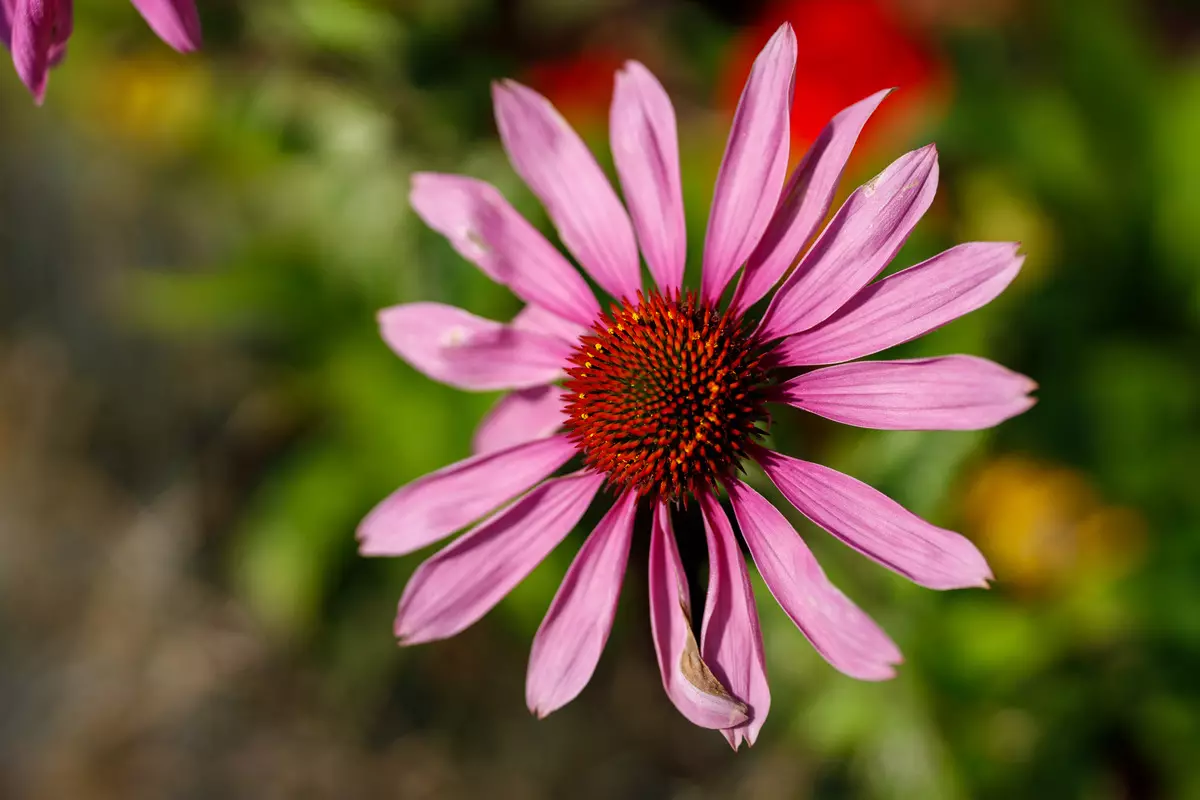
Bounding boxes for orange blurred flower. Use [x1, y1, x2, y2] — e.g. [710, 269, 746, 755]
[962, 456, 1145, 594]
[720, 0, 949, 158]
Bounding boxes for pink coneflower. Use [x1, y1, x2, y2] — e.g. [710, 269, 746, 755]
[361, 23, 1033, 748]
[1, 0, 201, 103]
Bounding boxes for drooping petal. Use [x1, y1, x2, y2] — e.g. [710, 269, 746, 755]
[394, 471, 605, 644]
[701, 23, 797, 305]
[757, 144, 940, 342]
[732, 89, 891, 314]
[9, 0, 72, 104]
[526, 489, 638, 717]
[755, 447, 992, 590]
[359, 435, 576, 557]
[378, 302, 572, 392]
[648, 502, 750, 730]
[472, 385, 566, 456]
[773, 356, 1036, 431]
[698, 491, 770, 749]
[771, 242, 1025, 366]
[410, 173, 599, 327]
[610, 61, 686, 294]
[493, 80, 641, 301]
[726, 479, 901, 681]
[129, 0, 201, 52]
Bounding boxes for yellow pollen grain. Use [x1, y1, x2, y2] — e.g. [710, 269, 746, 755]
[580, 413, 589, 420]
[584, 361, 591, 368]
[594, 343, 603, 351]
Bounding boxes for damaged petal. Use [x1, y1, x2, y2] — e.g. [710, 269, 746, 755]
[649, 503, 750, 730]
[680, 603, 738, 702]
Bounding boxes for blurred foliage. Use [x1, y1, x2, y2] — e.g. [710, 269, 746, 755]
[3, 0, 1200, 797]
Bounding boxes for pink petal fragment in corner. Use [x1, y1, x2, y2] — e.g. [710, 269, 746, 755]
[410, 173, 599, 327]
[732, 89, 891, 314]
[129, 0, 201, 52]
[358, 434, 576, 557]
[472, 386, 566, 456]
[649, 503, 749, 731]
[9, 0, 72, 104]
[773, 356, 1036, 431]
[395, 471, 604, 645]
[493, 80, 642, 301]
[771, 242, 1025, 367]
[701, 23, 796, 305]
[698, 491, 771, 750]
[726, 479, 901, 681]
[526, 489, 638, 718]
[1, 3, 12, 47]
[378, 302, 572, 392]
[610, 61, 687, 294]
[755, 447, 993, 590]
[757, 144, 940, 343]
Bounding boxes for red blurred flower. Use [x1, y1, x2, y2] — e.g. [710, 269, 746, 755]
[524, 49, 628, 127]
[721, 0, 949, 156]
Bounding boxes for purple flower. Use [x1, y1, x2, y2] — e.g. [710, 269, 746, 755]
[362, 23, 1034, 748]
[1, 0, 200, 103]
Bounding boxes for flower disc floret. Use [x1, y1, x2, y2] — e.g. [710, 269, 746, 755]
[563, 291, 770, 503]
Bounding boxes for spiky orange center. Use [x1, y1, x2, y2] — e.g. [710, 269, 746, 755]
[563, 291, 770, 503]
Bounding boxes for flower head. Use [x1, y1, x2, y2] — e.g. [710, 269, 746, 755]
[363, 23, 1034, 747]
[1, 0, 201, 103]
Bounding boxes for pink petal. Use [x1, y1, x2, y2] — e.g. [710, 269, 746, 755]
[755, 447, 992, 590]
[1, 2, 11, 47]
[472, 385, 566, 456]
[493, 80, 641, 301]
[610, 61, 687, 294]
[771, 242, 1025, 366]
[378, 302, 571, 392]
[526, 489, 638, 717]
[648, 502, 750, 730]
[512, 303, 588, 345]
[358, 435, 576, 557]
[773, 356, 1037, 431]
[701, 23, 797, 305]
[726, 479, 901, 681]
[698, 491, 771, 749]
[410, 173, 599, 327]
[394, 471, 605, 644]
[757, 144, 940, 342]
[732, 89, 891, 314]
[129, 0, 201, 52]
[9, 0, 72, 104]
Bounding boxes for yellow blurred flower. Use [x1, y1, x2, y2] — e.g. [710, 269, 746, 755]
[75, 53, 211, 151]
[958, 170, 1057, 285]
[961, 455, 1144, 593]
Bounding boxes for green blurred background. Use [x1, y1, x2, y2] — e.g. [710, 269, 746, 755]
[2, 0, 1198, 797]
